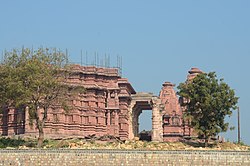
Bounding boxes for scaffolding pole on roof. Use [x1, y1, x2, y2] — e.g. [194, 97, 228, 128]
[96, 52, 98, 66]
[86, 51, 88, 66]
[81, 50, 83, 66]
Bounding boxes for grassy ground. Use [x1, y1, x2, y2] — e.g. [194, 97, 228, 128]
[1, 137, 249, 151]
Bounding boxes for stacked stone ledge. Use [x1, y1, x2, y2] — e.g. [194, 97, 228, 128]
[0, 150, 249, 166]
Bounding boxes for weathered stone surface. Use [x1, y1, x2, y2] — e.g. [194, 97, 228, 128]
[0, 149, 249, 166]
[187, 67, 203, 81]
[0, 65, 135, 141]
[0, 66, 202, 142]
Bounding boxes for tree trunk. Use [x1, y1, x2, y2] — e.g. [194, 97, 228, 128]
[204, 139, 208, 147]
[204, 135, 210, 147]
[36, 107, 47, 148]
[37, 127, 44, 148]
[36, 117, 45, 148]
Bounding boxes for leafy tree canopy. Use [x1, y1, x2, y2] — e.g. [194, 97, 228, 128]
[177, 72, 238, 144]
[0, 48, 84, 147]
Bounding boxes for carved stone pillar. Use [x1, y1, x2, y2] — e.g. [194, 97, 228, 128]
[107, 91, 110, 98]
[114, 111, 119, 126]
[151, 97, 163, 142]
[25, 107, 29, 126]
[114, 110, 119, 135]
[107, 110, 110, 126]
[24, 106, 36, 134]
[128, 101, 136, 139]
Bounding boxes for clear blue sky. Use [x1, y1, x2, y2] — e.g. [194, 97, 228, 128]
[1, 1, 249, 144]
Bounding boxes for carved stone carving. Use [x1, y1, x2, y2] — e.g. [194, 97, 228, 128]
[0, 66, 199, 142]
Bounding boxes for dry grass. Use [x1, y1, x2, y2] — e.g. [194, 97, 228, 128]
[2, 137, 248, 151]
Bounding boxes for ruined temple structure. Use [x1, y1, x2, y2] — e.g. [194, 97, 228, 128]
[0, 65, 202, 142]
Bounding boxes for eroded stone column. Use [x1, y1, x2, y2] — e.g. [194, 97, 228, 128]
[128, 101, 136, 139]
[151, 97, 163, 142]
[114, 110, 119, 136]
[107, 110, 110, 126]
[132, 107, 142, 137]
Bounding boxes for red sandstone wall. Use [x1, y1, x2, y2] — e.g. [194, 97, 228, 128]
[0, 66, 201, 142]
[159, 82, 183, 141]
[0, 65, 135, 140]
[159, 68, 202, 141]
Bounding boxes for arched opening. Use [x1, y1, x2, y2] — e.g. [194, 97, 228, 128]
[130, 93, 162, 142]
[139, 110, 152, 141]
[132, 101, 152, 141]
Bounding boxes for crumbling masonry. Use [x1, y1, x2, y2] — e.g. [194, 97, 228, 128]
[0, 65, 202, 142]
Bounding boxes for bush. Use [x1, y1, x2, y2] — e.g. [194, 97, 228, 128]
[0, 137, 25, 148]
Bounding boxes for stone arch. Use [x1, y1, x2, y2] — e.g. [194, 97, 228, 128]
[128, 92, 163, 142]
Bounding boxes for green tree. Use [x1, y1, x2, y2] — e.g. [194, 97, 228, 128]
[177, 72, 238, 147]
[0, 48, 84, 147]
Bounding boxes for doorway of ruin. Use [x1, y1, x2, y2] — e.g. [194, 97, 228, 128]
[138, 110, 152, 141]
[129, 93, 163, 142]
[131, 101, 152, 141]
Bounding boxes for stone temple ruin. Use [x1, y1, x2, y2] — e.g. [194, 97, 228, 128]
[0, 65, 202, 142]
